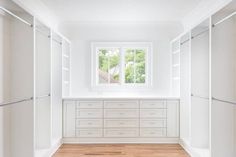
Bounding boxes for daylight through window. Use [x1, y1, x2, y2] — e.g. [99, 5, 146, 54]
[92, 42, 152, 87]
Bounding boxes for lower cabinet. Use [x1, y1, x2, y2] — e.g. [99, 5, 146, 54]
[63, 99, 179, 143]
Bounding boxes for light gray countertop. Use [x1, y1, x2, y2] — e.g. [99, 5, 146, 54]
[63, 95, 180, 100]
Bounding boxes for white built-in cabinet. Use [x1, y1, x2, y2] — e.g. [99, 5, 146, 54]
[35, 20, 51, 150]
[170, 1, 236, 157]
[0, 0, 71, 157]
[63, 99, 179, 143]
[211, 5, 236, 157]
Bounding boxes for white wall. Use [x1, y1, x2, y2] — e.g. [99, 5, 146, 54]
[60, 22, 182, 96]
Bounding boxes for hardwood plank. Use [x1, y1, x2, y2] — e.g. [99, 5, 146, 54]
[53, 144, 190, 157]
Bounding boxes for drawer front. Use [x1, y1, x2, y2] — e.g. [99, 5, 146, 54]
[104, 119, 139, 128]
[140, 100, 166, 108]
[76, 129, 103, 137]
[104, 129, 139, 137]
[76, 109, 103, 118]
[140, 128, 167, 137]
[140, 109, 167, 118]
[77, 101, 103, 109]
[140, 119, 167, 128]
[76, 119, 103, 128]
[104, 109, 139, 118]
[104, 101, 138, 109]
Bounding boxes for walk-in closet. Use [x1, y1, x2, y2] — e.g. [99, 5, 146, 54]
[1, 0, 236, 157]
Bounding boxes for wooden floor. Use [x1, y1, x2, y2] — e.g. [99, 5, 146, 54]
[53, 144, 190, 157]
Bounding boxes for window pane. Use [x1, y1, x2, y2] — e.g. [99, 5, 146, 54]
[125, 49, 135, 83]
[109, 48, 120, 83]
[135, 49, 146, 83]
[98, 49, 109, 83]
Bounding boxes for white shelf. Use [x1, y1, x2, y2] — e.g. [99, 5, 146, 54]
[63, 67, 69, 71]
[64, 81, 69, 84]
[172, 64, 180, 67]
[172, 77, 180, 80]
[63, 54, 69, 58]
[172, 49, 180, 55]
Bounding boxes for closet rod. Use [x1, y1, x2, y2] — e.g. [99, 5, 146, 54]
[0, 97, 33, 107]
[36, 94, 50, 99]
[192, 28, 209, 40]
[212, 11, 236, 27]
[191, 94, 209, 100]
[180, 29, 209, 45]
[35, 29, 62, 45]
[212, 97, 236, 105]
[36, 28, 50, 39]
[52, 38, 62, 45]
[180, 39, 190, 45]
[0, 6, 33, 27]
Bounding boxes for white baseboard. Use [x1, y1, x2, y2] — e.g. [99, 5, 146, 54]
[179, 138, 210, 157]
[35, 138, 63, 157]
[63, 137, 179, 144]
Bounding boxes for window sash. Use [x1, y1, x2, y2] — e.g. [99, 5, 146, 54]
[92, 42, 152, 88]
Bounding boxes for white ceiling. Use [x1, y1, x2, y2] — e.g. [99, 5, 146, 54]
[40, 0, 204, 23]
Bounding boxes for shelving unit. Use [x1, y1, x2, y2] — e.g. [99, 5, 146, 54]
[0, 1, 71, 157]
[170, 39, 180, 97]
[62, 40, 71, 97]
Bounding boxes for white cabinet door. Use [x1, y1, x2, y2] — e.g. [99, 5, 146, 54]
[167, 101, 179, 137]
[63, 101, 76, 137]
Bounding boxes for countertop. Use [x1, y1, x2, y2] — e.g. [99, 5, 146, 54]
[63, 95, 180, 100]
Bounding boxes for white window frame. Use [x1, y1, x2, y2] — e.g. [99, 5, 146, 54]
[91, 42, 153, 90]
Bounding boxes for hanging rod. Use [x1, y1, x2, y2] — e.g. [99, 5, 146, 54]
[52, 38, 62, 45]
[191, 93, 209, 100]
[212, 11, 236, 27]
[0, 6, 33, 27]
[35, 29, 62, 45]
[180, 28, 209, 45]
[0, 97, 33, 107]
[192, 29, 209, 40]
[36, 28, 50, 39]
[180, 38, 190, 45]
[212, 97, 236, 105]
[36, 93, 50, 99]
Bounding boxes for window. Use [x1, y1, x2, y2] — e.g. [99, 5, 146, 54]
[92, 42, 152, 88]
